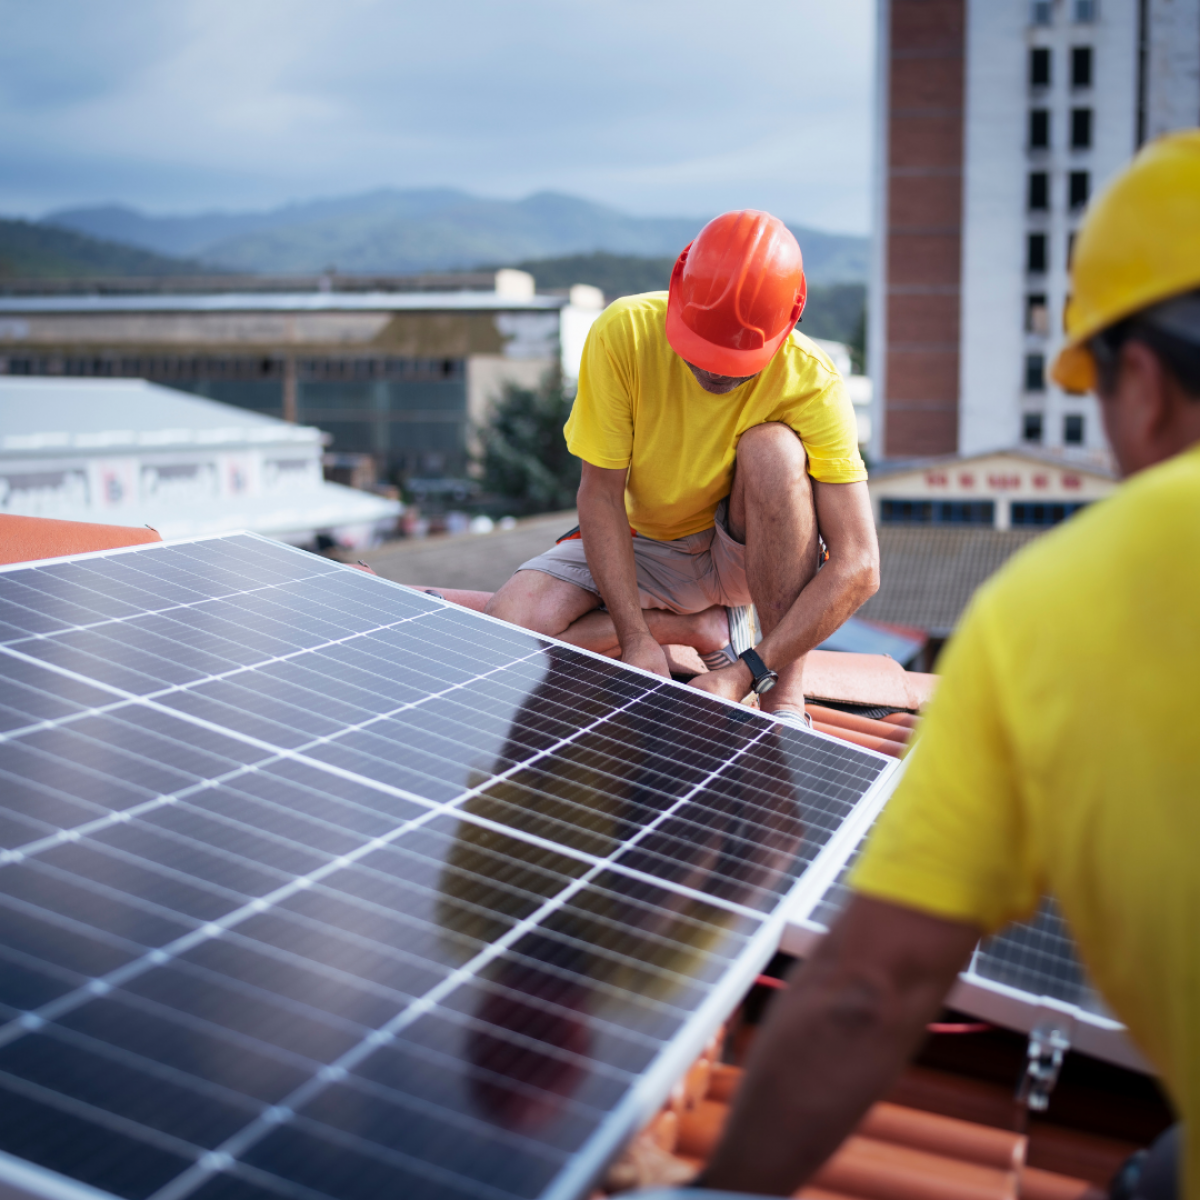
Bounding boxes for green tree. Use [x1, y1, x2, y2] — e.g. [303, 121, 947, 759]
[477, 374, 581, 514]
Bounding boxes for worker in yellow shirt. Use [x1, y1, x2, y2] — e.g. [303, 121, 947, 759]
[485, 211, 879, 723]
[690, 130, 1200, 1200]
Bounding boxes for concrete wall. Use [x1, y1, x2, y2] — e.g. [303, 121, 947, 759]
[464, 355, 556, 462]
[960, 0, 1139, 460]
[1145, 0, 1200, 137]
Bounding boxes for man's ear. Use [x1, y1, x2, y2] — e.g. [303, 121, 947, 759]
[1118, 340, 1173, 455]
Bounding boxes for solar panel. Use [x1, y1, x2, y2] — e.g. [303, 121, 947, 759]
[0, 532, 900, 1200]
[786, 822, 1137, 1070]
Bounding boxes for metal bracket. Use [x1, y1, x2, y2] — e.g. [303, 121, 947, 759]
[1017, 1014, 1074, 1111]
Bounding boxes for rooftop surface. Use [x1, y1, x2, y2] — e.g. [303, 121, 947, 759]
[0, 378, 321, 452]
[857, 527, 1046, 636]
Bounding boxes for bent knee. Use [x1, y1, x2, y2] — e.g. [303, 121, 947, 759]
[736, 422, 809, 485]
[484, 570, 594, 635]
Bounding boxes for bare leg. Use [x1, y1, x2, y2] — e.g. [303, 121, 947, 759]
[484, 569, 599, 635]
[485, 568, 729, 657]
[727, 423, 820, 714]
[559, 605, 730, 657]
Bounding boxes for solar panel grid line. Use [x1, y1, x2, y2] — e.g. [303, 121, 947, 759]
[0, 533, 905, 1200]
[0, 1067, 211, 1175]
[0, 613, 801, 928]
[438, 811, 761, 924]
[0, 602, 673, 823]
[140, 781, 751, 1200]
[773, 753, 902, 932]
[0, 542, 342, 648]
[2, 955, 370, 1103]
[0, 788, 443, 1054]
[540, 894, 798, 1200]
[0, 748, 291, 872]
[784, 800, 1147, 1071]
[0, 592, 440, 713]
[0, 1149, 115, 1200]
[0, 657, 768, 1171]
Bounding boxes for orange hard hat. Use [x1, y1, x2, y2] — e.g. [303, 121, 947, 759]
[665, 209, 806, 377]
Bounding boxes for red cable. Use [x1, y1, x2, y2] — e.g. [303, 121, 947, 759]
[752, 976, 992, 1034]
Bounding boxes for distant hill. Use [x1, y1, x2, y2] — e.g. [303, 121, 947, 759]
[45, 189, 868, 283]
[0, 218, 199, 279]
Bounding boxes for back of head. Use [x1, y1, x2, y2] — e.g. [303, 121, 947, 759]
[1052, 129, 1200, 394]
[665, 210, 807, 377]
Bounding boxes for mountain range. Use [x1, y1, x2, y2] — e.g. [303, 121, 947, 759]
[42, 189, 868, 283]
[0, 218, 203, 280]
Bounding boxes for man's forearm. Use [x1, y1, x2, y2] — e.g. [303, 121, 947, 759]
[702, 898, 979, 1195]
[756, 552, 877, 669]
[577, 486, 648, 649]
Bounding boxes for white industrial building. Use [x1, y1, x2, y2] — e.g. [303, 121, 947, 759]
[871, 0, 1200, 464]
[0, 378, 401, 546]
[960, 0, 1199, 459]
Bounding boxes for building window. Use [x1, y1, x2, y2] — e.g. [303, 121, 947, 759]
[1067, 232, 1077, 267]
[1025, 353, 1047, 391]
[1023, 412, 1045, 443]
[1069, 171, 1090, 208]
[1028, 232, 1048, 273]
[880, 500, 996, 527]
[1026, 294, 1050, 335]
[1030, 46, 1052, 86]
[1071, 45, 1093, 87]
[1011, 501, 1089, 526]
[1028, 171, 1050, 210]
[1073, 0, 1097, 21]
[1064, 413, 1085, 443]
[1071, 108, 1093, 149]
[1029, 109, 1051, 149]
[1031, 0, 1053, 25]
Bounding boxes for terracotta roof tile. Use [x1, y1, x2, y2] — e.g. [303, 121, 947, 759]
[857, 528, 1045, 636]
[0, 513, 161, 565]
[608, 1049, 1115, 1200]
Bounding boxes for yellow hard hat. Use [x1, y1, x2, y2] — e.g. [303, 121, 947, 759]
[1051, 128, 1200, 393]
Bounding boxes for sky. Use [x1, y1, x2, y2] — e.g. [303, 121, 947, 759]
[0, 0, 877, 234]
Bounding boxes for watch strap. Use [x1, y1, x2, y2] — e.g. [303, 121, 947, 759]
[738, 647, 777, 692]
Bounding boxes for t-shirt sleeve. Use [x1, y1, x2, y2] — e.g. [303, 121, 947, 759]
[778, 372, 867, 485]
[850, 592, 1042, 931]
[563, 316, 635, 470]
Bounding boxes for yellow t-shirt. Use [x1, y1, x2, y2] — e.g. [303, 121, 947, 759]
[853, 441, 1200, 1197]
[564, 292, 866, 542]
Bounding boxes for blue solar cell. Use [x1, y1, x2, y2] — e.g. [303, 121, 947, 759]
[0, 533, 897, 1200]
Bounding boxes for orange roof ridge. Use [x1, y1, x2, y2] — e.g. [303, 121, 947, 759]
[0, 514, 161, 566]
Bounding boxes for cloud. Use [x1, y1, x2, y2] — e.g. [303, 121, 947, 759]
[0, 0, 875, 232]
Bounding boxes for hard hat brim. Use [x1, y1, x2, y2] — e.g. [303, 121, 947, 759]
[1050, 342, 1097, 395]
[664, 297, 790, 377]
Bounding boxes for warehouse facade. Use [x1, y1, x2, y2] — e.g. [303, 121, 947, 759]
[0, 276, 567, 483]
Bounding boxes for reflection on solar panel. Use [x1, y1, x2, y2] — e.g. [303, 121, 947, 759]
[0, 533, 898, 1200]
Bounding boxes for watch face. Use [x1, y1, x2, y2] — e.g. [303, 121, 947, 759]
[754, 674, 777, 694]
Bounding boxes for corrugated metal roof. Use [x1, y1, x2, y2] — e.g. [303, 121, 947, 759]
[0, 290, 564, 315]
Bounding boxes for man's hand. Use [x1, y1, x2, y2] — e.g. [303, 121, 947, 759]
[702, 895, 981, 1195]
[688, 661, 751, 703]
[620, 630, 671, 678]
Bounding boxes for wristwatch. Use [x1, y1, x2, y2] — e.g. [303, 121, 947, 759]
[738, 647, 779, 695]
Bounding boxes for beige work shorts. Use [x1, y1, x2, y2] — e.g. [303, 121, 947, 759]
[516, 499, 752, 615]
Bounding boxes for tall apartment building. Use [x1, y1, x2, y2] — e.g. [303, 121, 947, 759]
[870, 0, 1200, 462]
